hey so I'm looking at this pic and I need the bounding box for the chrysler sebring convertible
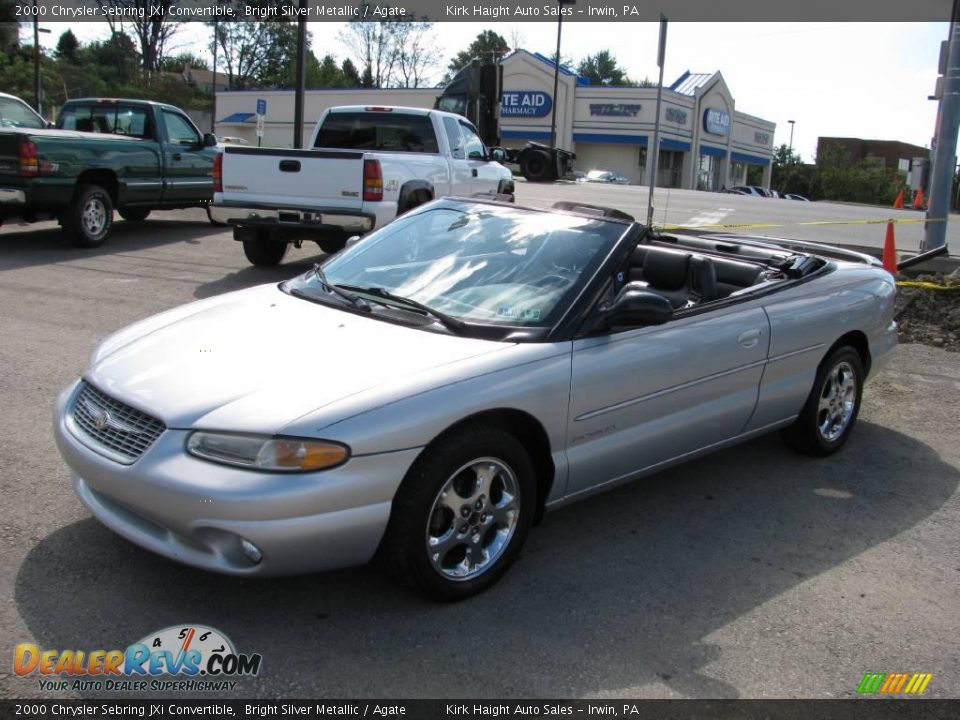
[54,198,897,600]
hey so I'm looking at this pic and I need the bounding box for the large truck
[435,58,576,182]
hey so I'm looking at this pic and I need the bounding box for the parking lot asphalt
[1,206,958,700]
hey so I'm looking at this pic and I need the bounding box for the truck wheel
[65,184,113,248]
[241,231,288,267]
[521,150,555,182]
[118,208,150,222]
[317,237,346,255]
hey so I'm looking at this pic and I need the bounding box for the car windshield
[284,201,625,328]
[0,96,45,129]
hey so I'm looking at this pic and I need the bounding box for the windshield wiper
[338,285,468,334]
[313,264,370,310]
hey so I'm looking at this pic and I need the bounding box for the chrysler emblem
[79,397,143,435]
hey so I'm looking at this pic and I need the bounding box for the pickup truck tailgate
[219,147,365,210]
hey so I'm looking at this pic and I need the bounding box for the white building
[215,49,775,190]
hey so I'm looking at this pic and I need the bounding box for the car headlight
[186,432,350,472]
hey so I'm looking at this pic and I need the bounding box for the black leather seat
[626,247,719,307]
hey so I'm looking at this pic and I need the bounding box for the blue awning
[699,144,727,157]
[731,151,771,166]
[502,130,552,142]
[220,112,255,123]
[573,133,647,145]
[660,138,691,152]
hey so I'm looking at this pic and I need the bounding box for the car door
[459,120,503,197]
[440,116,472,197]
[564,297,770,500]
[159,109,213,203]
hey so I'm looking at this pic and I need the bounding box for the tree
[55,30,80,63]
[341,58,361,86]
[209,14,302,90]
[100,0,181,74]
[161,53,210,73]
[447,30,509,78]
[0,0,19,53]
[394,21,440,88]
[340,14,403,88]
[577,51,633,86]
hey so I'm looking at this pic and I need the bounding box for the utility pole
[211,22,218,134]
[32,0,41,115]
[293,6,306,149]
[788,120,795,152]
[646,15,668,228]
[924,0,960,251]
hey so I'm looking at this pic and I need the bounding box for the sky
[35,21,947,162]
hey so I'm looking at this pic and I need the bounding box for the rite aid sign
[703,108,731,136]
[501,91,552,118]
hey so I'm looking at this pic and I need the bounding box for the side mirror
[345,235,362,248]
[490,147,508,163]
[600,285,673,329]
[46,120,56,129]
[203,133,218,147]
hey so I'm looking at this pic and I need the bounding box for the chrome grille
[70,381,165,463]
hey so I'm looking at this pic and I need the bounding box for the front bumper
[54,380,421,576]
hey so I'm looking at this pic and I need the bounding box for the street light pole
[32,0,41,115]
[788,120,795,153]
[549,0,576,151]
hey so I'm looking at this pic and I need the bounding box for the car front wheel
[782,346,864,455]
[382,425,536,601]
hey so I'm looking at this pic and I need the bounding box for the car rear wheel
[782,346,863,455]
[65,184,113,248]
[240,230,287,266]
[382,425,536,601]
[118,208,150,222]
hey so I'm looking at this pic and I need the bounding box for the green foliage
[341,58,361,86]
[577,51,634,86]
[55,30,79,62]
[161,53,210,73]
[770,143,904,205]
[447,30,510,76]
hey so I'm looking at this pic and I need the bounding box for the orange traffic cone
[893,190,904,209]
[913,187,925,209]
[882,221,898,276]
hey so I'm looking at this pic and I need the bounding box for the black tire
[318,237,346,255]
[206,204,227,227]
[241,231,288,267]
[118,208,150,222]
[65,184,113,248]
[381,425,537,601]
[521,150,554,182]
[781,346,864,456]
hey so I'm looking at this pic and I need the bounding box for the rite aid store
[215,49,776,190]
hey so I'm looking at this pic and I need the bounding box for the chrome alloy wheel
[425,457,520,581]
[82,196,107,236]
[817,360,858,443]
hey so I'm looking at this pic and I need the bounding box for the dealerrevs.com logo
[14,624,262,692]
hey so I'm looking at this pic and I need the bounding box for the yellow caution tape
[658,216,948,231]
[896,281,960,291]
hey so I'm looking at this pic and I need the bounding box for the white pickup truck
[210,105,515,266]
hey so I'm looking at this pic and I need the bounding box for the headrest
[643,248,690,290]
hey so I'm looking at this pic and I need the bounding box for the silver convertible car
[54,199,897,600]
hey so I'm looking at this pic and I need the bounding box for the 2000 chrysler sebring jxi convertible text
[54,199,897,600]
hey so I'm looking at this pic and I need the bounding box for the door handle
[737,328,763,348]
[279,160,301,172]
[172,153,182,161]
[471,168,478,177]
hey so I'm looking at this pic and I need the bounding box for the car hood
[86,284,512,432]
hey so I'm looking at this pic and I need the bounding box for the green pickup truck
[0,97,218,247]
